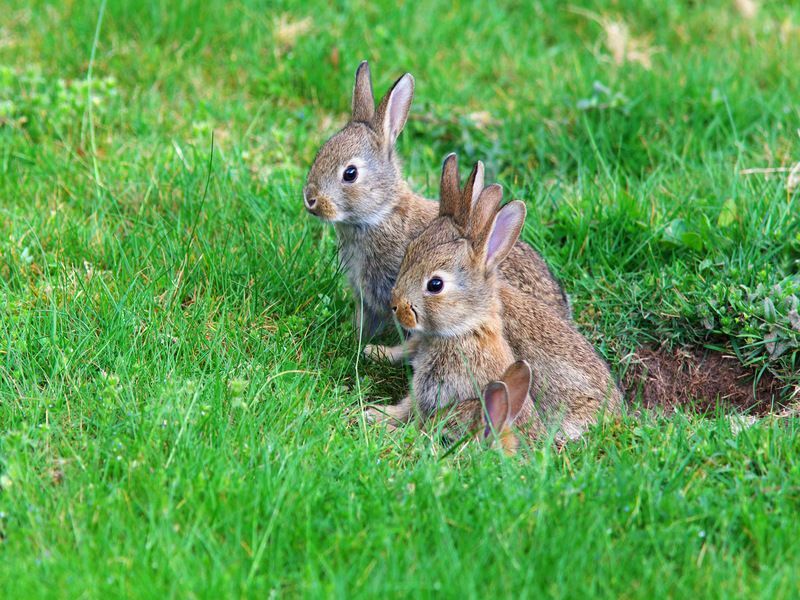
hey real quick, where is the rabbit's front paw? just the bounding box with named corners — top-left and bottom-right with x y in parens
top-left (365, 406), bottom-right (398, 431)
top-left (364, 343), bottom-right (414, 364)
top-left (363, 344), bottom-right (385, 361)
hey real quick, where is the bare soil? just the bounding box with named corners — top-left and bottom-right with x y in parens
top-left (621, 346), bottom-right (786, 416)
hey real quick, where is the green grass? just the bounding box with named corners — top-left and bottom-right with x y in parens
top-left (1, 0), bottom-right (800, 597)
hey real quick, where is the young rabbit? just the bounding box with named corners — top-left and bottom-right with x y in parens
top-left (367, 161), bottom-right (536, 426)
top-left (370, 160), bottom-right (622, 441)
top-left (431, 361), bottom-right (543, 455)
top-left (303, 61), bottom-right (570, 344)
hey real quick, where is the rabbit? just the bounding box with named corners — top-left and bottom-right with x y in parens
top-left (303, 61), bottom-right (570, 350)
top-left (429, 360), bottom-right (544, 455)
top-left (369, 159), bottom-right (622, 441)
top-left (366, 160), bottom-right (537, 426)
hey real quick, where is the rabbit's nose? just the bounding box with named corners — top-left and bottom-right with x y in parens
top-left (303, 184), bottom-right (317, 205)
top-left (393, 301), bottom-right (418, 330)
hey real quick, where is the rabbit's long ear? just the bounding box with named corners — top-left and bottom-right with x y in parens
top-left (352, 61), bottom-right (375, 123)
top-left (440, 158), bottom-right (483, 227)
top-left (468, 184), bottom-right (503, 252)
top-left (439, 153), bottom-right (461, 219)
top-left (464, 161), bottom-right (484, 207)
top-left (452, 161), bottom-right (484, 228)
top-left (375, 73), bottom-right (414, 149)
top-left (501, 361), bottom-right (532, 424)
top-left (474, 197), bottom-right (526, 272)
top-left (482, 381), bottom-right (510, 439)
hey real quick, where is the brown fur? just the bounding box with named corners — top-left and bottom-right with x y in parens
top-left (367, 165), bottom-right (543, 438)
top-left (334, 185), bottom-right (437, 334)
top-left (431, 361), bottom-right (544, 455)
top-left (409, 316), bottom-right (514, 416)
top-left (500, 287), bottom-right (622, 440)
top-left (441, 399), bottom-right (538, 455)
top-left (373, 162), bottom-right (622, 442)
top-left (304, 62), bottom-right (570, 338)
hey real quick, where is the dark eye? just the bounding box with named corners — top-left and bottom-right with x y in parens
top-left (426, 277), bottom-right (444, 294)
top-left (343, 165), bottom-right (358, 183)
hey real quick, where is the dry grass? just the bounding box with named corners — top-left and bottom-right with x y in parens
top-left (273, 14), bottom-right (313, 53)
top-left (572, 9), bottom-right (660, 69)
top-left (734, 0), bottom-right (759, 20)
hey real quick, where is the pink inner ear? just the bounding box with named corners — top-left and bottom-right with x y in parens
top-left (471, 163), bottom-right (484, 205)
top-left (483, 382), bottom-right (509, 438)
top-left (388, 77), bottom-right (413, 139)
top-left (487, 207), bottom-right (519, 263)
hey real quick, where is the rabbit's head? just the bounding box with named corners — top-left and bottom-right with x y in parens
top-left (304, 61), bottom-right (414, 224)
top-left (436, 361), bottom-right (533, 454)
top-left (390, 154), bottom-right (525, 337)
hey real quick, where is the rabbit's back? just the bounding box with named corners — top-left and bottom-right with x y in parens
top-left (499, 283), bottom-right (622, 436)
top-left (502, 241), bottom-right (571, 319)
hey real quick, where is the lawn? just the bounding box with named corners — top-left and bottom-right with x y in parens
top-left (1, 0), bottom-right (800, 597)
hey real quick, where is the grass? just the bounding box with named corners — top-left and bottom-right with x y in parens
top-left (1, 0), bottom-right (799, 596)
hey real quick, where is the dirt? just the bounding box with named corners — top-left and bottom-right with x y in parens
top-left (621, 346), bottom-right (787, 416)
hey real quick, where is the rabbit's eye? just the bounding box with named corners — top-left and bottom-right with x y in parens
top-left (343, 165), bottom-right (358, 183)
top-left (426, 277), bottom-right (444, 294)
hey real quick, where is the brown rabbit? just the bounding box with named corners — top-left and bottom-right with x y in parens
top-left (430, 361), bottom-right (544, 455)
top-left (303, 61), bottom-right (570, 346)
top-left (367, 162), bottom-right (538, 426)
top-left (370, 160), bottom-right (622, 441)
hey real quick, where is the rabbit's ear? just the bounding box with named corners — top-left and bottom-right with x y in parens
top-left (448, 161), bottom-right (484, 228)
top-left (483, 381), bottom-right (510, 439)
top-left (501, 361), bottom-right (532, 423)
top-left (375, 73), bottom-right (415, 149)
top-left (469, 184), bottom-right (503, 252)
top-left (439, 153), bottom-right (461, 219)
top-left (483, 200), bottom-right (526, 272)
top-left (352, 61), bottom-right (375, 123)
top-left (465, 161), bottom-right (485, 207)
